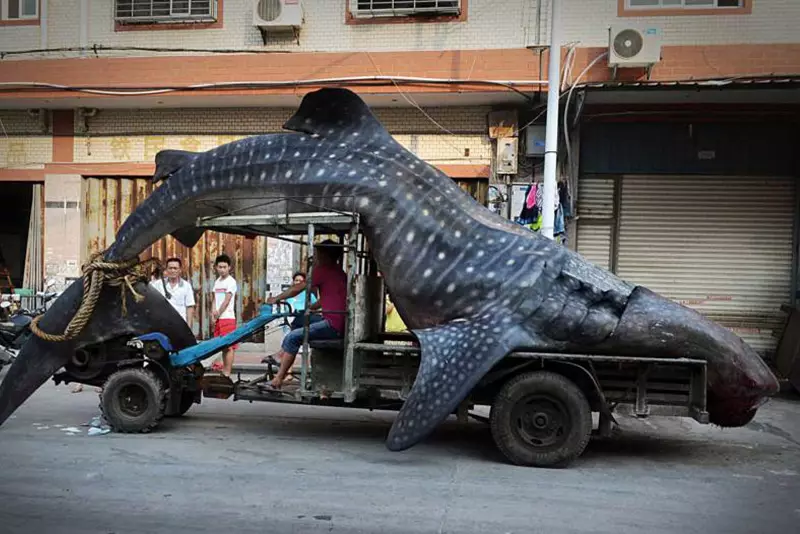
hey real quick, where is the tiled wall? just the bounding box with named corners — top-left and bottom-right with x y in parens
top-left (73, 105), bottom-right (493, 167)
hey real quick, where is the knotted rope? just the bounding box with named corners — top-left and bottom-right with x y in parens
top-left (30, 251), bottom-right (162, 343)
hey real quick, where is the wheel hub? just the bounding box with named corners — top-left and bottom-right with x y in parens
top-left (512, 396), bottom-right (569, 449)
top-left (118, 384), bottom-right (149, 417)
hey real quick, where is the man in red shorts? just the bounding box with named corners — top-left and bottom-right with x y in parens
top-left (211, 254), bottom-right (238, 376)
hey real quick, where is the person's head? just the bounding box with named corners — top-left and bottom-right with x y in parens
top-left (314, 240), bottom-right (342, 267)
top-left (292, 271), bottom-right (306, 286)
top-left (151, 265), bottom-right (163, 280)
top-left (165, 257), bottom-right (182, 281)
top-left (214, 254), bottom-right (232, 278)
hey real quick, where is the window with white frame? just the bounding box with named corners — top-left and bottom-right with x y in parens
top-left (2, 0), bottom-right (38, 20)
top-left (626, 0), bottom-right (743, 9)
top-left (115, 0), bottom-right (217, 24)
top-left (350, 0), bottom-right (462, 19)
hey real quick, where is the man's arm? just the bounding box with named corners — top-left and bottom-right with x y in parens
top-left (217, 292), bottom-right (233, 316)
top-left (266, 281), bottom-right (307, 304)
top-left (185, 284), bottom-right (196, 325)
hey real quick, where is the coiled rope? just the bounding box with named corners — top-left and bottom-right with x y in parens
top-left (30, 251), bottom-right (162, 343)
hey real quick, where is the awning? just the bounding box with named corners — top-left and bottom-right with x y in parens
top-left (576, 75), bottom-right (800, 105)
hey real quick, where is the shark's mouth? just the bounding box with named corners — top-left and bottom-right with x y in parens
top-left (706, 391), bottom-right (766, 427)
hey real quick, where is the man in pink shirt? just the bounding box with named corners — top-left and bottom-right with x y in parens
top-left (266, 240), bottom-right (347, 389)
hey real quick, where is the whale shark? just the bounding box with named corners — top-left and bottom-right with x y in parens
top-left (0, 87), bottom-right (779, 450)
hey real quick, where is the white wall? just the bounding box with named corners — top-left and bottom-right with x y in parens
top-left (86, 0), bottom-right (540, 53)
top-left (555, 0), bottom-right (800, 47)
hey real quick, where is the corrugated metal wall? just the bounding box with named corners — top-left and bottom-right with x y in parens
top-left (576, 174), bottom-right (796, 356)
top-left (575, 176), bottom-right (616, 270)
top-left (81, 177), bottom-right (267, 341)
top-left (22, 183), bottom-right (44, 306)
top-left (616, 175), bottom-right (795, 355)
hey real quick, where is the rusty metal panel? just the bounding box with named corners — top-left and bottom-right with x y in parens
top-left (81, 176), bottom-right (267, 341)
top-left (22, 183), bottom-right (44, 306)
top-left (453, 178), bottom-right (488, 206)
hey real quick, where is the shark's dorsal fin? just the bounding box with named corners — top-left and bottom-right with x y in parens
top-left (283, 88), bottom-right (390, 140)
top-left (153, 150), bottom-right (198, 183)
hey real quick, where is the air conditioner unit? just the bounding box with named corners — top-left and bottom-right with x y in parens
top-left (608, 25), bottom-right (662, 69)
top-left (253, 0), bottom-right (303, 32)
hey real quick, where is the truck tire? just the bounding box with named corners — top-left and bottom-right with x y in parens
top-left (490, 370), bottom-right (592, 468)
top-left (99, 367), bottom-right (166, 433)
top-left (166, 391), bottom-right (196, 418)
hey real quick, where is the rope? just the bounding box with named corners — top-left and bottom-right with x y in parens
top-left (30, 251), bottom-right (162, 343)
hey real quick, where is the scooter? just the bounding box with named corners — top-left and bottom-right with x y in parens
top-left (0, 280), bottom-right (60, 371)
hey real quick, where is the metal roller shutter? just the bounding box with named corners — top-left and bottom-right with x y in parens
top-left (576, 176), bottom-right (616, 270)
top-left (616, 175), bottom-right (795, 355)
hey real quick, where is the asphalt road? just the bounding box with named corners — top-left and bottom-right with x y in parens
top-left (1, 375), bottom-right (798, 534)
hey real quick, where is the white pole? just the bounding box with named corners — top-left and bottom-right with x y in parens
top-left (541, 0), bottom-right (561, 240)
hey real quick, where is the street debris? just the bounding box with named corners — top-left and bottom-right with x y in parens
top-left (83, 414), bottom-right (112, 436)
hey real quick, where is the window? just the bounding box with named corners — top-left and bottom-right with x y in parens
top-left (115, 0), bottom-right (217, 24)
top-left (350, 0), bottom-right (461, 19)
top-left (2, 0), bottom-right (38, 20)
top-left (620, 0), bottom-right (750, 16)
top-left (626, 0), bottom-right (743, 9)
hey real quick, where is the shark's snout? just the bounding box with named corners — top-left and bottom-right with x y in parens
top-left (606, 287), bottom-right (779, 427)
top-left (0, 277), bottom-right (197, 426)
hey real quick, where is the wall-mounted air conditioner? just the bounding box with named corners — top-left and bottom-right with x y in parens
top-left (253, 0), bottom-right (303, 32)
top-left (608, 25), bottom-right (662, 69)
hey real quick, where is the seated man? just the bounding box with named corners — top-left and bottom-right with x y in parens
top-left (265, 240), bottom-right (347, 389)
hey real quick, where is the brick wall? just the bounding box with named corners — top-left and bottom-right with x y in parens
top-left (4, 0), bottom-right (798, 58)
top-left (0, 111), bottom-right (52, 167)
top-left (0, 25), bottom-right (41, 52)
top-left (47, 0), bottom-right (83, 48)
top-left (554, 0), bottom-right (800, 47)
top-left (87, 0), bottom-right (537, 53)
top-left (72, 106), bottom-right (493, 167)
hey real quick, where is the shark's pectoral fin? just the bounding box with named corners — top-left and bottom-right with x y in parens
top-left (170, 226), bottom-right (205, 248)
top-left (386, 318), bottom-right (518, 452)
top-left (153, 149), bottom-right (198, 183)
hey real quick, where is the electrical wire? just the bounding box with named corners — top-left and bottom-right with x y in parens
top-left (0, 76), bottom-right (547, 98)
top-left (562, 51), bottom-right (609, 173)
top-left (0, 45), bottom-right (301, 58)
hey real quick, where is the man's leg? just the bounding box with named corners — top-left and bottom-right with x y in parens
top-left (271, 319), bottom-right (340, 388)
top-left (271, 326), bottom-right (304, 388)
top-left (222, 346), bottom-right (235, 376)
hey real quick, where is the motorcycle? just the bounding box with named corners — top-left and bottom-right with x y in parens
top-left (0, 280), bottom-right (59, 372)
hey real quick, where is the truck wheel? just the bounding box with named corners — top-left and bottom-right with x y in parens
top-left (166, 391), bottom-right (196, 418)
top-left (490, 371), bottom-right (592, 468)
top-left (99, 368), bottom-right (166, 433)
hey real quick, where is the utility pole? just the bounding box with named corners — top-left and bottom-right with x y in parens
top-left (541, 0), bottom-right (561, 240)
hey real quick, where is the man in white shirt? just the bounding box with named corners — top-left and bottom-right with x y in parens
top-left (150, 257), bottom-right (196, 328)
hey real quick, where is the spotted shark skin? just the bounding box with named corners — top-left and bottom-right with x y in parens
top-left (0, 88), bottom-right (779, 449)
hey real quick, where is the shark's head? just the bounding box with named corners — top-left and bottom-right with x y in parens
top-left (607, 287), bottom-right (779, 427)
top-left (0, 277), bottom-right (197, 425)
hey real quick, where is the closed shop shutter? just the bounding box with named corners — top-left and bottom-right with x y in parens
top-left (81, 176), bottom-right (267, 341)
top-left (576, 175), bottom-right (616, 270)
top-left (616, 175), bottom-right (795, 355)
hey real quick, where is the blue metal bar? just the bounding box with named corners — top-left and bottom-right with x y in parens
top-left (169, 305), bottom-right (292, 368)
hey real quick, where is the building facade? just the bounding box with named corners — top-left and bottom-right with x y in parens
top-left (0, 0), bottom-right (798, 354)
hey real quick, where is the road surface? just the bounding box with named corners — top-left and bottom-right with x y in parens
top-left (1, 373), bottom-right (798, 534)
